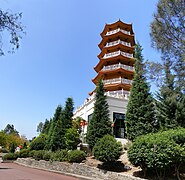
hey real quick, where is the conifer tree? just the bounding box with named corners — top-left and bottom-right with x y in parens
top-left (155, 56), bottom-right (178, 129)
top-left (45, 105), bottom-right (63, 151)
top-left (126, 43), bottom-right (156, 140)
top-left (156, 55), bottom-right (185, 129)
top-left (63, 97), bottom-right (74, 129)
top-left (86, 80), bottom-right (112, 149)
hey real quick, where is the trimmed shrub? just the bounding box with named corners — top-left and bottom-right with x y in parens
top-left (43, 151), bottom-right (53, 161)
top-left (93, 135), bottom-right (123, 162)
top-left (68, 150), bottom-right (86, 163)
top-left (29, 150), bottom-right (37, 157)
top-left (32, 150), bottom-right (45, 160)
top-left (128, 128), bottom-right (185, 179)
top-left (30, 134), bottom-right (47, 150)
top-left (0, 148), bottom-right (9, 153)
top-left (50, 150), bottom-right (68, 162)
top-left (16, 149), bottom-right (30, 158)
top-left (2, 153), bottom-right (17, 161)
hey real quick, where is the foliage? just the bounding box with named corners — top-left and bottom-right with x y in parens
top-left (68, 150), bottom-right (86, 163)
top-left (2, 153), bottom-right (17, 161)
top-left (50, 150), bottom-right (68, 162)
top-left (37, 122), bottom-right (44, 133)
top-left (0, 148), bottom-right (9, 153)
top-left (43, 151), bottom-right (53, 161)
top-left (63, 97), bottom-right (74, 129)
top-left (72, 116), bottom-right (84, 134)
top-left (86, 80), bottom-right (112, 149)
top-left (126, 43), bottom-right (156, 140)
top-left (16, 149), bottom-right (30, 158)
top-left (45, 105), bottom-right (63, 151)
top-left (45, 98), bottom-right (74, 151)
top-left (30, 133), bottom-right (47, 150)
top-left (93, 135), bottom-right (123, 162)
top-left (0, 131), bottom-right (8, 147)
top-left (128, 128), bottom-right (185, 179)
top-left (41, 119), bottom-right (51, 135)
top-left (65, 128), bottom-right (80, 150)
top-left (150, 0), bottom-right (185, 92)
top-left (4, 124), bottom-right (19, 136)
top-left (155, 56), bottom-right (185, 130)
top-left (0, 9), bottom-right (25, 55)
top-left (32, 150), bottom-right (45, 161)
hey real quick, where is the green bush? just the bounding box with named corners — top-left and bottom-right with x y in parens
top-left (32, 150), bottom-right (45, 160)
top-left (0, 148), bottom-right (9, 153)
top-left (16, 149), bottom-right (30, 158)
top-left (128, 128), bottom-right (185, 179)
top-left (93, 135), bottom-right (123, 162)
top-left (2, 153), bottom-right (17, 161)
top-left (30, 134), bottom-right (47, 150)
top-left (68, 150), bottom-right (86, 163)
top-left (50, 150), bottom-right (68, 162)
top-left (29, 150), bottom-right (37, 157)
top-left (43, 151), bottom-right (53, 161)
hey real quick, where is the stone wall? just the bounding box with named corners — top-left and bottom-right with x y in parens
top-left (15, 158), bottom-right (144, 180)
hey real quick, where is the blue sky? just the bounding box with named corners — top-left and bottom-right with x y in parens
top-left (0, 0), bottom-right (161, 139)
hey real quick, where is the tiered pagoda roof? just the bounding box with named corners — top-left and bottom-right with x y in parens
top-left (90, 20), bottom-right (136, 97)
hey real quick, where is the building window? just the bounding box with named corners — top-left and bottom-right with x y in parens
top-left (88, 114), bottom-right (93, 123)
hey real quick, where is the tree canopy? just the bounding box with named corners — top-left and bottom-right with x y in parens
top-left (126, 43), bottom-right (156, 140)
top-left (0, 9), bottom-right (24, 56)
top-left (86, 80), bottom-right (112, 149)
top-left (150, 0), bottom-right (185, 92)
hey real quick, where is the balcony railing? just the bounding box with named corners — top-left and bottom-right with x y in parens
top-left (106, 90), bottom-right (130, 99)
top-left (105, 40), bottom-right (131, 48)
top-left (102, 63), bottom-right (134, 72)
top-left (106, 28), bottom-right (130, 36)
top-left (103, 77), bottom-right (132, 85)
top-left (103, 50), bottom-right (133, 59)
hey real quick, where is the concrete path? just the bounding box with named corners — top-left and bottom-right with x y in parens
top-left (0, 162), bottom-right (80, 180)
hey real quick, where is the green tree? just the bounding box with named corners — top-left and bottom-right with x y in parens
top-left (41, 119), bottom-right (50, 135)
top-left (36, 122), bottom-right (44, 133)
top-left (126, 43), bottom-right (156, 140)
top-left (155, 55), bottom-right (185, 129)
top-left (45, 105), bottom-right (63, 151)
top-left (30, 133), bottom-right (47, 150)
top-left (150, 0), bottom-right (185, 92)
top-left (65, 128), bottom-right (80, 150)
top-left (86, 80), bottom-right (112, 149)
top-left (63, 97), bottom-right (74, 129)
top-left (4, 124), bottom-right (19, 136)
top-left (155, 56), bottom-right (178, 129)
top-left (0, 9), bottom-right (24, 55)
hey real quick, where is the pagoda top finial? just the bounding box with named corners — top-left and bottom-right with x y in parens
top-left (100, 20), bottom-right (134, 37)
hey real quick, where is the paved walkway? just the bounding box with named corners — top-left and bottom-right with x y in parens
top-left (0, 162), bottom-right (80, 180)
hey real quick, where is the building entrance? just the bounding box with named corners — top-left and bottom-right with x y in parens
top-left (113, 112), bottom-right (126, 138)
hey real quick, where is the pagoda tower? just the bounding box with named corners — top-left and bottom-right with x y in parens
top-left (91, 20), bottom-right (135, 98)
top-left (73, 20), bottom-right (136, 138)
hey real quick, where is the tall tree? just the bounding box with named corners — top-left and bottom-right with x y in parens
top-left (41, 119), bottom-right (50, 135)
top-left (155, 55), bottom-right (178, 129)
top-left (63, 97), bottom-right (74, 129)
top-left (86, 80), bottom-right (112, 149)
top-left (150, 0), bottom-right (185, 92)
top-left (36, 122), bottom-right (44, 133)
top-left (126, 43), bottom-right (156, 140)
top-left (0, 9), bottom-right (24, 56)
top-left (4, 124), bottom-right (19, 136)
top-left (45, 105), bottom-right (63, 151)
top-left (156, 54), bottom-right (185, 129)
